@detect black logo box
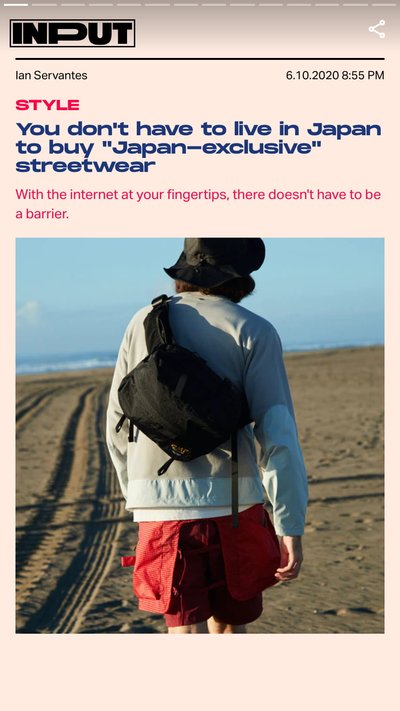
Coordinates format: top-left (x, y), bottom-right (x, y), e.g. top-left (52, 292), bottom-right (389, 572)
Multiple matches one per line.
top-left (10, 19), bottom-right (136, 48)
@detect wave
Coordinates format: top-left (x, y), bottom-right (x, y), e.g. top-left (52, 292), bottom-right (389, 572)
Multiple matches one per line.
top-left (284, 339), bottom-right (383, 353)
top-left (16, 352), bottom-right (118, 375)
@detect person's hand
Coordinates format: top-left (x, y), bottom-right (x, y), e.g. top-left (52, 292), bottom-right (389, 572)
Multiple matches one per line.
top-left (275, 535), bottom-right (303, 582)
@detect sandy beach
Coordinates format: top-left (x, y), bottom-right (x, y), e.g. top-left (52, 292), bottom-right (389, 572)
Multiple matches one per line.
top-left (16, 346), bottom-right (384, 634)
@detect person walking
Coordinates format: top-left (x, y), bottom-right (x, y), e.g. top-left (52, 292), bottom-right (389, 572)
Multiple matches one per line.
top-left (106, 238), bottom-right (308, 634)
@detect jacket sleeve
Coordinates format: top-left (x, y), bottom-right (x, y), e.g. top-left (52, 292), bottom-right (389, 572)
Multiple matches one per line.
top-left (243, 323), bottom-right (308, 536)
top-left (106, 331), bottom-right (129, 500)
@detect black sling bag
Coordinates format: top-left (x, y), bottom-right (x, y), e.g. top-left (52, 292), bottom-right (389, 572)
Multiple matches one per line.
top-left (115, 295), bottom-right (251, 527)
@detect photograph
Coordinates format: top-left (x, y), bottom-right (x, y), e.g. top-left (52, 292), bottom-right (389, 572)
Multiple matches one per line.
top-left (16, 237), bottom-right (384, 634)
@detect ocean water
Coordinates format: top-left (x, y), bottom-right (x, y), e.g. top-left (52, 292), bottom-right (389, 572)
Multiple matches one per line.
top-left (16, 351), bottom-right (118, 375)
top-left (16, 340), bottom-right (383, 376)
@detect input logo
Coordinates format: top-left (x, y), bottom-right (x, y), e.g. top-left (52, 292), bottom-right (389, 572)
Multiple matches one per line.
top-left (10, 19), bottom-right (136, 48)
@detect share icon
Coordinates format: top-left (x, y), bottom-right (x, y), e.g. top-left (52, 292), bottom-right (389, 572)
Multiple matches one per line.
top-left (369, 20), bottom-right (385, 39)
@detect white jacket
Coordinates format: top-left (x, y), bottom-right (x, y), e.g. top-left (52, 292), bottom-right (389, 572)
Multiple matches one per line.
top-left (106, 292), bottom-right (308, 536)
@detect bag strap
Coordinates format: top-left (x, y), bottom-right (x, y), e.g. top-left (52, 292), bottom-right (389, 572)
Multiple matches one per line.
top-left (116, 415), bottom-right (136, 442)
top-left (231, 431), bottom-right (239, 529)
top-left (143, 294), bottom-right (175, 353)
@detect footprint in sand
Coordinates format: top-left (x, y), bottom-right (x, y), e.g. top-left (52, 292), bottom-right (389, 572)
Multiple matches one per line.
top-left (313, 607), bottom-right (377, 616)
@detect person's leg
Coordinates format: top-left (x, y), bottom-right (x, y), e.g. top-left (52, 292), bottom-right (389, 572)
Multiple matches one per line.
top-left (207, 617), bottom-right (247, 634)
top-left (168, 621), bottom-right (209, 634)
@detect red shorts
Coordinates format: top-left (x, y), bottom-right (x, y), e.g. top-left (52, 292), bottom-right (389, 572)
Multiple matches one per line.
top-left (123, 505), bottom-right (280, 628)
top-left (164, 517), bottom-right (263, 627)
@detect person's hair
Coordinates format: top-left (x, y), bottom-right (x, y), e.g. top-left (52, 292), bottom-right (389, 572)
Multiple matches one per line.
top-left (175, 275), bottom-right (255, 303)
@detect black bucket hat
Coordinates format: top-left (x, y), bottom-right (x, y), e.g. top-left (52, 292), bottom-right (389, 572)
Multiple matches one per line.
top-left (164, 238), bottom-right (266, 288)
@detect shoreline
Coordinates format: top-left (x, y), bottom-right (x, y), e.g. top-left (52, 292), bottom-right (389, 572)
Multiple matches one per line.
top-left (16, 343), bottom-right (383, 381)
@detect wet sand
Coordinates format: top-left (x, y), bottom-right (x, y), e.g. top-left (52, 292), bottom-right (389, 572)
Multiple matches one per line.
top-left (16, 346), bottom-right (384, 634)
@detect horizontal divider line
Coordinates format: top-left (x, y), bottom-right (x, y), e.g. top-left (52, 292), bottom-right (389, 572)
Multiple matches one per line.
top-left (15, 56), bottom-right (386, 60)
